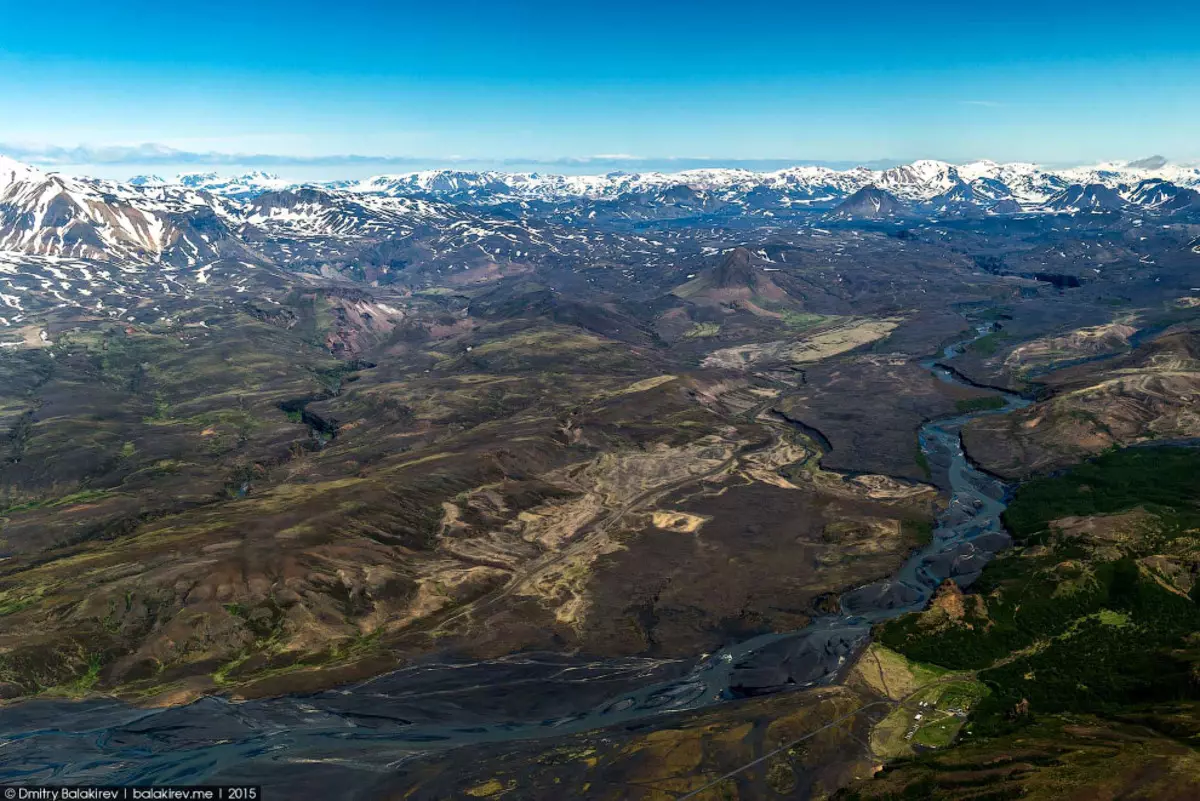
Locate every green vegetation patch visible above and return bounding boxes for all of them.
[968,331,1007,356]
[841,714,1200,800]
[954,395,1005,414]
[779,311,832,330]
[1,488,113,515]
[683,322,721,339]
[1003,446,1200,541]
[865,647,987,757]
[969,569,1200,732]
[909,682,989,748]
[0,588,45,617]
[913,446,932,481]
[901,519,934,547]
[878,445,1200,740]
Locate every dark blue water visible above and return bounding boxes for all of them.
[0,326,1029,791]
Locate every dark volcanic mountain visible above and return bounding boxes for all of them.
[826,184,906,219]
[1127,178,1200,211]
[926,181,991,215]
[708,246,769,289]
[1044,182,1128,212]
[671,246,792,307]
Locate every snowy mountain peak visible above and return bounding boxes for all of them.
[909,159,956,175]
[0,155,47,192]
[170,171,292,198]
[177,171,221,187]
[875,160,960,201]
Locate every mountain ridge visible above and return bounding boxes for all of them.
[250,157,1200,205]
[0,154,1198,272]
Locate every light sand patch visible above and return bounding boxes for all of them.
[616,375,678,395]
[842,473,936,502]
[1005,321,1136,375]
[1051,507,1159,549]
[439,501,468,537]
[385,565,511,633]
[740,438,812,489]
[651,511,709,533]
[702,318,901,370]
[1140,555,1196,598]
[784,318,901,363]
[0,325,54,349]
[848,643,947,701]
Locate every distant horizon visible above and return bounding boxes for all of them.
[1,146,1190,183]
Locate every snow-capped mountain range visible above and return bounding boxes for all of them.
[0,155,547,266]
[2,154,1199,269]
[2,151,1199,338]
[329,158,1200,207]
[124,157,1200,207]
[0,154,570,329]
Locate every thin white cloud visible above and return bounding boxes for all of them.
[0,142,433,168]
[0,143,902,174]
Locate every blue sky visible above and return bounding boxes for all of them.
[2,0,1199,177]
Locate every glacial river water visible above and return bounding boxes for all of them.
[0,327,1029,792]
